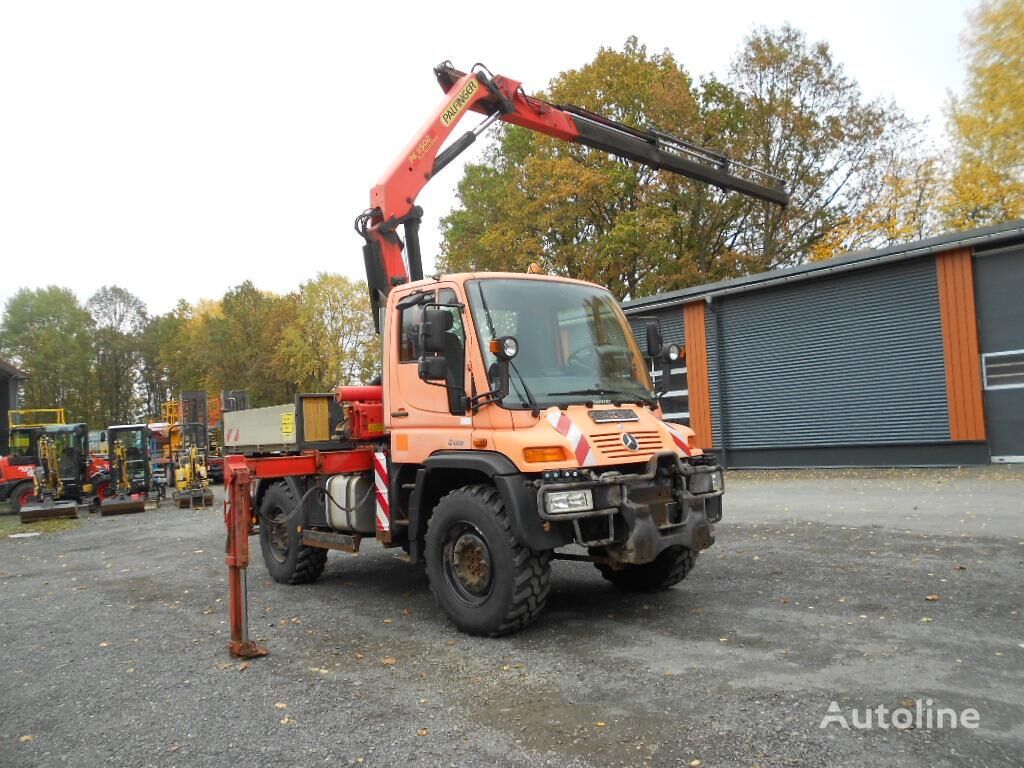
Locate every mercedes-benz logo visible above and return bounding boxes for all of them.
[621,433,639,451]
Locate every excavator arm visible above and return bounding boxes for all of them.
[356,61,789,326]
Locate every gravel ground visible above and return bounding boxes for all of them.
[1,466,1022,768]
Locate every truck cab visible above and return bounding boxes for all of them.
[378,272,722,632]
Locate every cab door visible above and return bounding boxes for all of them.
[388,284,474,464]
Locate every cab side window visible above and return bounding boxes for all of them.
[398,297,430,363]
[437,288,466,413]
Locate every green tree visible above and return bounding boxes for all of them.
[203,281,298,406]
[161,299,217,394]
[442,39,701,297]
[276,273,379,392]
[87,285,147,425]
[941,0,1024,228]
[0,287,95,421]
[138,312,181,419]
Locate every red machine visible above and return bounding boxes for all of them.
[223,61,787,653]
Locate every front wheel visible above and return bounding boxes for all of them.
[425,485,551,637]
[595,546,697,592]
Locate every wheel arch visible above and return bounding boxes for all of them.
[254,476,306,516]
[411,451,568,555]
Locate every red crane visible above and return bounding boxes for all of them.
[355,62,787,324]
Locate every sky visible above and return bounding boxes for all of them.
[0,0,975,317]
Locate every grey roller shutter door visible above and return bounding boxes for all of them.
[711,259,949,449]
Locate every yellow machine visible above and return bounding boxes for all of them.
[170,425,214,508]
[99,430,149,516]
[19,435,80,522]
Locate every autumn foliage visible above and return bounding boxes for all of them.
[1,275,379,425]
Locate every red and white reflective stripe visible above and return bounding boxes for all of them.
[372,451,390,532]
[662,422,693,457]
[545,410,597,466]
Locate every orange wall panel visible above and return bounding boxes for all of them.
[683,301,714,448]
[936,249,986,441]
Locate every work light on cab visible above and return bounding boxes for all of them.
[490,336,519,360]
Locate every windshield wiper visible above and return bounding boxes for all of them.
[547,388,656,408]
[508,360,540,417]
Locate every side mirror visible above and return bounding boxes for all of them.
[421,308,449,354]
[645,321,663,359]
[418,356,448,381]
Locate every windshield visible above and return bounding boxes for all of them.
[110,429,146,452]
[467,278,654,409]
[110,428,149,482]
[44,428,83,480]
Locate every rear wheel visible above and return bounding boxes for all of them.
[258,482,327,584]
[425,485,551,636]
[595,546,696,592]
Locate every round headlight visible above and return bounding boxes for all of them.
[502,336,519,359]
[667,344,681,362]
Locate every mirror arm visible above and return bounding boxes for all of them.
[467,359,510,413]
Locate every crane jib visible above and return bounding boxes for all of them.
[566,111,789,208]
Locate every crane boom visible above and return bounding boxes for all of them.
[356,61,789,326]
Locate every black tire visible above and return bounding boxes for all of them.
[425,485,551,637]
[595,546,696,593]
[258,482,327,585]
[9,482,35,515]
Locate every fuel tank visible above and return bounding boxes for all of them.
[325,472,375,534]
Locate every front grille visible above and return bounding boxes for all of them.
[590,430,665,460]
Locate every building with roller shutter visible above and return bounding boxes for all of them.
[624,220,1024,467]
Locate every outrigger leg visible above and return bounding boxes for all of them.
[224,455,267,659]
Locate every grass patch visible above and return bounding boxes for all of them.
[0,513,81,536]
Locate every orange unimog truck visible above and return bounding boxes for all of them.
[222,62,788,646]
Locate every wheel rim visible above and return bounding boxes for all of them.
[267,511,289,563]
[97,484,111,500]
[18,487,33,508]
[442,523,494,607]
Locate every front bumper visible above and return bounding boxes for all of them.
[536,451,723,564]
